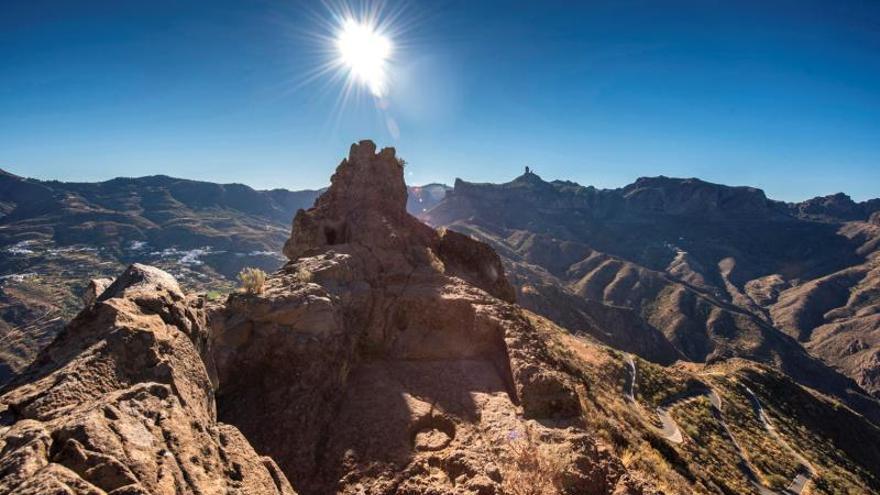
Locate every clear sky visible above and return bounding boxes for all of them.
[1,0,878,201]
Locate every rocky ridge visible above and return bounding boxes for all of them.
[211,141,630,494]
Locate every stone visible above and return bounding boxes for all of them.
[81,278,112,307]
[0,265,296,495]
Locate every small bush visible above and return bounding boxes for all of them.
[295,265,313,283]
[205,290,225,301]
[501,428,568,495]
[238,267,267,294]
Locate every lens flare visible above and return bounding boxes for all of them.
[336,18,392,97]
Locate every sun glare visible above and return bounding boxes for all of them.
[336,18,392,98]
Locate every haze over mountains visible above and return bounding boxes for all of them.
[2,142,880,494]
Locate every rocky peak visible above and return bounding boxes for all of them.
[97,262,183,301]
[0,263,295,494]
[795,192,862,221]
[318,140,407,217]
[283,140,432,260]
[511,168,547,185]
[281,140,514,301]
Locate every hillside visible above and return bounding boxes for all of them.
[424,171,880,402]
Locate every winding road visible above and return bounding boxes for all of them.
[743,387,816,495]
[623,354,815,495]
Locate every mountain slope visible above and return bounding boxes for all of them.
[424,171,880,407]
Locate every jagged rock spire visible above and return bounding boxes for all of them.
[283,140,432,260]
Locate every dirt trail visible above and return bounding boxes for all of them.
[623,355,814,495]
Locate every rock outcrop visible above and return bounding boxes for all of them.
[0,263,295,494]
[0,141,638,495]
[81,278,112,307]
[212,141,626,494]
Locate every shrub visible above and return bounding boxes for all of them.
[238,267,267,294]
[295,265,313,283]
[205,290,225,301]
[501,427,568,495]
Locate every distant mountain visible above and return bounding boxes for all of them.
[0,169,448,383]
[425,170,880,404]
[0,169,323,252]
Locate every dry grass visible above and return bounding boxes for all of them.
[295,265,313,283]
[238,267,267,294]
[501,427,569,495]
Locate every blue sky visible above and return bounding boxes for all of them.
[1,0,878,201]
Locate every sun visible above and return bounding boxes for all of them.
[336,18,392,98]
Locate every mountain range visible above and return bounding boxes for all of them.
[425,171,880,403]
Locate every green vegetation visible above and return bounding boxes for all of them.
[295,265,313,283]
[737,368,880,494]
[633,358,694,408]
[708,374,800,490]
[674,397,755,494]
[205,289,226,301]
[238,267,267,294]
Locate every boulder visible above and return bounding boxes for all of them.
[0,264,295,495]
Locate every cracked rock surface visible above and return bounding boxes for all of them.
[0,263,295,495]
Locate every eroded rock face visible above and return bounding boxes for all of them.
[81,277,112,307]
[212,141,618,494]
[0,264,295,495]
